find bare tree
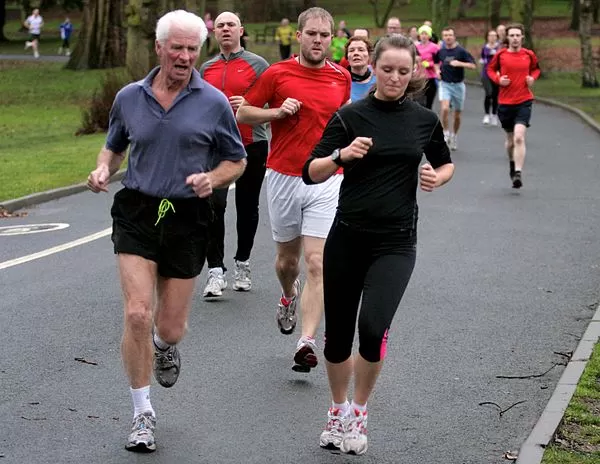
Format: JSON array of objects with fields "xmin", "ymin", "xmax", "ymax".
[
  {"xmin": 0, "ymin": 0, "xmax": 9, "ymax": 42},
  {"xmin": 571, "ymin": 0, "xmax": 581, "ymax": 30},
  {"xmin": 490, "ymin": 0, "xmax": 503, "ymax": 27},
  {"xmin": 579, "ymin": 0, "xmax": 599, "ymax": 87},
  {"xmin": 65, "ymin": 0, "xmax": 126, "ymax": 70},
  {"xmin": 457, "ymin": 0, "xmax": 477, "ymax": 19},
  {"xmin": 369, "ymin": 0, "xmax": 398, "ymax": 29},
  {"xmin": 432, "ymin": 0, "xmax": 451, "ymax": 32}
]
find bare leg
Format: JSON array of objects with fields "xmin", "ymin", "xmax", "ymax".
[
  {"xmin": 512, "ymin": 124, "xmax": 527, "ymax": 171},
  {"xmin": 505, "ymin": 131, "xmax": 515, "ymax": 161},
  {"xmin": 301, "ymin": 236, "xmax": 326, "ymax": 338},
  {"xmin": 453, "ymin": 110, "xmax": 462, "ymax": 135},
  {"xmin": 118, "ymin": 254, "xmax": 157, "ymax": 389},
  {"xmin": 439, "ymin": 100, "xmax": 450, "ymax": 132},
  {"xmin": 326, "ymin": 358, "xmax": 353, "ymax": 404},
  {"xmin": 275, "ymin": 237, "xmax": 302, "ymax": 298},
  {"xmin": 353, "ymin": 354, "xmax": 383, "ymax": 406},
  {"xmin": 154, "ymin": 275, "xmax": 197, "ymax": 345}
]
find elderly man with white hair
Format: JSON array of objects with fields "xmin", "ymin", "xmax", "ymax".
[{"xmin": 87, "ymin": 9, "xmax": 247, "ymax": 452}]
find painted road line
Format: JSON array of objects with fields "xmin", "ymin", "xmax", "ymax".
[{"xmin": 0, "ymin": 227, "xmax": 112, "ymax": 271}]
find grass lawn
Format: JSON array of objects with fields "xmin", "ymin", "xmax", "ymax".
[
  {"xmin": 542, "ymin": 342, "xmax": 600, "ymax": 463},
  {"xmin": 0, "ymin": 60, "xmax": 109, "ymax": 202}
]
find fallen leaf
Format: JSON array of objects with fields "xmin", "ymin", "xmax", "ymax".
[
  {"xmin": 112, "ymin": 417, "xmax": 119, "ymax": 421},
  {"xmin": 68, "ymin": 408, "xmax": 77, "ymax": 412},
  {"xmin": 21, "ymin": 416, "xmax": 46, "ymax": 421},
  {"xmin": 74, "ymin": 357, "xmax": 98, "ymax": 366},
  {"xmin": 28, "ymin": 402, "xmax": 40, "ymax": 405},
  {"xmin": 504, "ymin": 450, "xmax": 518, "ymax": 460},
  {"xmin": 87, "ymin": 415, "xmax": 100, "ymax": 419}
]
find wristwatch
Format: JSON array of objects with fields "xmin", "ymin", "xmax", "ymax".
[{"xmin": 331, "ymin": 148, "xmax": 344, "ymax": 166}]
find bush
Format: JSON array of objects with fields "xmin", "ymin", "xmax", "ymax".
[{"xmin": 77, "ymin": 70, "xmax": 132, "ymax": 135}]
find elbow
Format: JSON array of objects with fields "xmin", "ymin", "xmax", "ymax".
[
  {"xmin": 302, "ymin": 159, "xmax": 318, "ymax": 185},
  {"xmin": 236, "ymin": 107, "xmax": 247, "ymax": 124}
]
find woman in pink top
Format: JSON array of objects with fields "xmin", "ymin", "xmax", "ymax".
[
  {"xmin": 415, "ymin": 25, "xmax": 440, "ymax": 109},
  {"xmin": 204, "ymin": 12, "xmax": 214, "ymax": 53}
]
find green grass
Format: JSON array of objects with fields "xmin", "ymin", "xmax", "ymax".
[
  {"xmin": 0, "ymin": 61, "xmax": 109, "ymax": 202},
  {"xmin": 542, "ymin": 343, "xmax": 600, "ymax": 463}
]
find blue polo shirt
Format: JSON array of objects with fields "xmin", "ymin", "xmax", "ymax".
[{"xmin": 106, "ymin": 67, "xmax": 246, "ymax": 199}]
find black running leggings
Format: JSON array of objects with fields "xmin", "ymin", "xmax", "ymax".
[
  {"xmin": 206, "ymin": 140, "xmax": 268, "ymax": 269},
  {"xmin": 424, "ymin": 78, "xmax": 438, "ymax": 110},
  {"xmin": 323, "ymin": 218, "xmax": 417, "ymax": 364},
  {"xmin": 481, "ymin": 75, "xmax": 499, "ymax": 115}
]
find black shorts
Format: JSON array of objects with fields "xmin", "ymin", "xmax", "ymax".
[
  {"xmin": 30, "ymin": 34, "xmax": 40, "ymax": 41},
  {"xmin": 498, "ymin": 100, "xmax": 533, "ymax": 132},
  {"xmin": 111, "ymin": 188, "xmax": 211, "ymax": 279}
]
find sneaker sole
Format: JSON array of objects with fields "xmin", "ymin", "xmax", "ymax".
[
  {"xmin": 293, "ymin": 345, "xmax": 318, "ymax": 372},
  {"xmin": 512, "ymin": 179, "xmax": 522, "ymax": 189},
  {"xmin": 320, "ymin": 441, "xmax": 341, "ymax": 450},
  {"xmin": 125, "ymin": 442, "xmax": 156, "ymax": 452},
  {"xmin": 232, "ymin": 284, "xmax": 251, "ymax": 291}
]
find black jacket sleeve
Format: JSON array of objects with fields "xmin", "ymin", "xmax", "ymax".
[
  {"xmin": 423, "ymin": 120, "xmax": 452, "ymax": 168},
  {"xmin": 302, "ymin": 112, "xmax": 352, "ymax": 185}
]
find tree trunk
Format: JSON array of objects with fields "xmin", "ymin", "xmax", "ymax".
[
  {"xmin": 432, "ymin": 0, "xmax": 451, "ymax": 32},
  {"xmin": 65, "ymin": 0, "xmax": 126, "ymax": 70},
  {"xmin": 520, "ymin": 0, "xmax": 534, "ymax": 50},
  {"xmin": 593, "ymin": 0, "xmax": 599, "ymax": 22},
  {"xmin": 125, "ymin": 0, "xmax": 161, "ymax": 79},
  {"xmin": 218, "ymin": 0, "xmax": 235, "ymax": 11},
  {"xmin": 369, "ymin": 0, "xmax": 397, "ymax": 29},
  {"xmin": 580, "ymin": 0, "xmax": 599, "ymax": 87},
  {"xmin": 457, "ymin": 0, "xmax": 470, "ymax": 18},
  {"xmin": 490, "ymin": 0, "xmax": 502, "ymax": 28},
  {"xmin": 571, "ymin": 0, "xmax": 581, "ymax": 30},
  {"xmin": 0, "ymin": 0, "xmax": 9, "ymax": 42}
]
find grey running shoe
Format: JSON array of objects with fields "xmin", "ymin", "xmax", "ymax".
[
  {"xmin": 292, "ymin": 336, "xmax": 318, "ymax": 372},
  {"xmin": 340, "ymin": 408, "xmax": 368, "ymax": 455},
  {"xmin": 320, "ymin": 407, "xmax": 346, "ymax": 449},
  {"xmin": 277, "ymin": 279, "xmax": 300, "ymax": 335},
  {"xmin": 450, "ymin": 134, "xmax": 458, "ymax": 151},
  {"xmin": 512, "ymin": 171, "xmax": 523, "ymax": 189},
  {"xmin": 153, "ymin": 344, "xmax": 181, "ymax": 388},
  {"xmin": 203, "ymin": 267, "xmax": 227, "ymax": 298},
  {"xmin": 125, "ymin": 412, "xmax": 156, "ymax": 452},
  {"xmin": 232, "ymin": 260, "xmax": 252, "ymax": 291}
]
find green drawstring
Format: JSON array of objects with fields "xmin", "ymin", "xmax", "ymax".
[{"xmin": 155, "ymin": 199, "xmax": 175, "ymax": 226}]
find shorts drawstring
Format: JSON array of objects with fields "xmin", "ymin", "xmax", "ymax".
[{"xmin": 155, "ymin": 199, "xmax": 175, "ymax": 226}]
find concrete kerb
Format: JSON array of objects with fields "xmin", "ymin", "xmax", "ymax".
[
  {"xmin": 515, "ymin": 305, "xmax": 600, "ymax": 464},
  {"xmin": 465, "ymin": 80, "xmax": 600, "ymax": 136},
  {"xmin": 0, "ymin": 169, "xmax": 126, "ymax": 213}
]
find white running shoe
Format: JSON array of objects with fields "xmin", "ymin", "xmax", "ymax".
[
  {"xmin": 443, "ymin": 131, "xmax": 450, "ymax": 145},
  {"xmin": 490, "ymin": 114, "xmax": 499, "ymax": 126},
  {"xmin": 125, "ymin": 412, "xmax": 156, "ymax": 452},
  {"xmin": 450, "ymin": 134, "xmax": 458, "ymax": 151},
  {"xmin": 25, "ymin": 41, "xmax": 32, "ymax": 49},
  {"xmin": 33, "ymin": 51, "xmax": 39, "ymax": 59},
  {"xmin": 482, "ymin": 114, "xmax": 490, "ymax": 125},
  {"xmin": 292, "ymin": 336, "xmax": 318, "ymax": 372},
  {"xmin": 203, "ymin": 267, "xmax": 227, "ymax": 298},
  {"xmin": 232, "ymin": 260, "xmax": 251, "ymax": 291},
  {"xmin": 340, "ymin": 408, "xmax": 368, "ymax": 455},
  {"xmin": 320, "ymin": 407, "xmax": 346, "ymax": 449},
  {"xmin": 276, "ymin": 279, "xmax": 300, "ymax": 334}
]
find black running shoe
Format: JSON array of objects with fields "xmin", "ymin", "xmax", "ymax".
[
  {"xmin": 512, "ymin": 171, "xmax": 522, "ymax": 189},
  {"xmin": 509, "ymin": 161, "xmax": 515, "ymax": 180}
]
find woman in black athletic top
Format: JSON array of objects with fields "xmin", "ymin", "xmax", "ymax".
[{"xmin": 303, "ymin": 35, "xmax": 454, "ymax": 456}]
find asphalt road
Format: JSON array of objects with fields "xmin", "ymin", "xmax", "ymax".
[{"xmin": 2, "ymin": 88, "xmax": 600, "ymax": 464}]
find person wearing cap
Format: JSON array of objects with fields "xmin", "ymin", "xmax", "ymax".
[{"xmin": 416, "ymin": 24, "xmax": 440, "ymax": 109}]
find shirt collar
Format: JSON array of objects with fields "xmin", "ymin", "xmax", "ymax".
[
  {"xmin": 139, "ymin": 66, "xmax": 205, "ymax": 92},
  {"xmin": 220, "ymin": 48, "xmax": 245, "ymax": 61}
]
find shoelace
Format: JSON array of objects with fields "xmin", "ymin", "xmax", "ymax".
[
  {"xmin": 134, "ymin": 414, "xmax": 155, "ymax": 431},
  {"xmin": 155, "ymin": 348, "xmax": 174, "ymax": 363},
  {"xmin": 155, "ymin": 199, "xmax": 175, "ymax": 226}
]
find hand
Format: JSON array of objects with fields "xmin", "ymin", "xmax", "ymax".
[
  {"xmin": 449, "ymin": 60, "xmax": 462, "ymax": 67},
  {"xmin": 186, "ymin": 173, "xmax": 213, "ymax": 198},
  {"xmin": 421, "ymin": 59, "xmax": 430, "ymax": 68},
  {"xmin": 420, "ymin": 163, "xmax": 438, "ymax": 192},
  {"xmin": 229, "ymin": 95, "xmax": 245, "ymax": 111},
  {"xmin": 276, "ymin": 97, "xmax": 302, "ymax": 119},
  {"xmin": 499, "ymin": 75, "xmax": 511, "ymax": 87},
  {"xmin": 340, "ymin": 137, "xmax": 373, "ymax": 162},
  {"xmin": 525, "ymin": 75, "xmax": 535, "ymax": 88},
  {"xmin": 87, "ymin": 165, "xmax": 110, "ymax": 193}
]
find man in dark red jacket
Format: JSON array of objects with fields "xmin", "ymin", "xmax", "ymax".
[
  {"xmin": 200, "ymin": 11, "xmax": 270, "ymax": 296},
  {"xmin": 487, "ymin": 23, "xmax": 540, "ymax": 189}
]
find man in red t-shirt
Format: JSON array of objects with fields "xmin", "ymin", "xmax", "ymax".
[
  {"xmin": 487, "ymin": 23, "xmax": 540, "ymax": 189},
  {"xmin": 237, "ymin": 7, "xmax": 351, "ymax": 373}
]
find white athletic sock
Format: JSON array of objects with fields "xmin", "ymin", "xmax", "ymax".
[
  {"xmin": 130, "ymin": 386, "xmax": 155, "ymax": 418},
  {"xmin": 333, "ymin": 400, "xmax": 350, "ymax": 414},
  {"xmin": 351, "ymin": 400, "xmax": 367, "ymax": 413},
  {"xmin": 297, "ymin": 335, "xmax": 315, "ymax": 349},
  {"xmin": 153, "ymin": 329, "xmax": 171, "ymax": 351}
]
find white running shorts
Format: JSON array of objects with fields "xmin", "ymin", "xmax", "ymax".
[{"xmin": 266, "ymin": 169, "xmax": 342, "ymax": 243}]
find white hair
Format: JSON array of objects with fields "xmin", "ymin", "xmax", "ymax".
[{"xmin": 156, "ymin": 10, "xmax": 208, "ymax": 46}]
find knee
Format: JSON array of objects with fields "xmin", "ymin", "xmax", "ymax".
[
  {"xmin": 514, "ymin": 133, "xmax": 525, "ymax": 146},
  {"xmin": 305, "ymin": 251, "xmax": 324, "ymax": 279},
  {"xmin": 505, "ymin": 138, "xmax": 514, "ymax": 149},
  {"xmin": 276, "ymin": 252, "xmax": 299, "ymax": 272},
  {"xmin": 125, "ymin": 301, "xmax": 153, "ymax": 335},
  {"xmin": 324, "ymin": 332, "xmax": 353, "ymax": 363},
  {"xmin": 358, "ymin": 325, "xmax": 389, "ymax": 363},
  {"xmin": 157, "ymin": 322, "xmax": 186, "ymax": 345}
]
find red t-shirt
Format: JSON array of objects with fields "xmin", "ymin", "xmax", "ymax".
[
  {"xmin": 244, "ymin": 57, "xmax": 351, "ymax": 176},
  {"xmin": 487, "ymin": 48, "xmax": 541, "ymax": 105}
]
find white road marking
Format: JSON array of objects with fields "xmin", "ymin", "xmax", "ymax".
[
  {"xmin": 0, "ymin": 223, "xmax": 70, "ymax": 236},
  {"xmin": 0, "ymin": 177, "xmax": 251, "ymax": 271},
  {"xmin": 0, "ymin": 227, "xmax": 112, "ymax": 271}
]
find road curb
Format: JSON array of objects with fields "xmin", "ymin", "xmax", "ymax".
[
  {"xmin": 0, "ymin": 170, "xmax": 126, "ymax": 213},
  {"xmin": 515, "ymin": 304, "xmax": 600, "ymax": 464},
  {"xmin": 465, "ymin": 80, "xmax": 600, "ymax": 136}
]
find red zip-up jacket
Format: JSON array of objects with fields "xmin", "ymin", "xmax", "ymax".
[
  {"xmin": 487, "ymin": 47, "xmax": 541, "ymax": 105},
  {"xmin": 200, "ymin": 49, "xmax": 269, "ymax": 146}
]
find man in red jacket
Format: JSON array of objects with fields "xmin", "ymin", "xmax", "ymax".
[
  {"xmin": 487, "ymin": 23, "xmax": 540, "ymax": 189},
  {"xmin": 200, "ymin": 11, "xmax": 270, "ymax": 296}
]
